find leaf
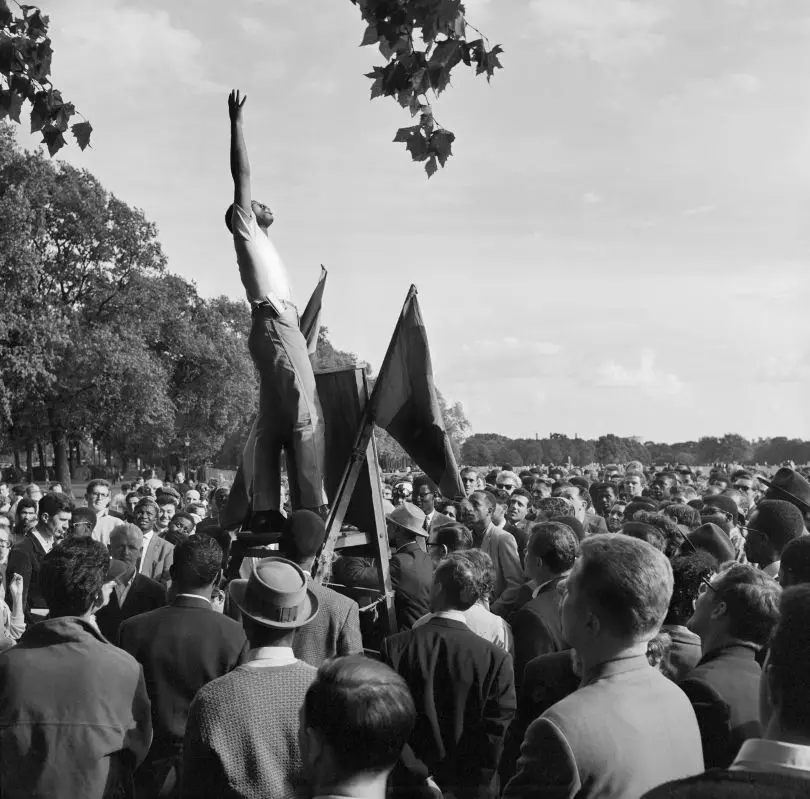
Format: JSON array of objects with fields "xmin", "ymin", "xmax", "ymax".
[
  {"xmin": 41, "ymin": 126, "xmax": 66, "ymax": 156},
  {"xmin": 425, "ymin": 155, "xmax": 438, "ymax": 178},
  {"xmin": 393, "ymin": 125, "xmax": 418, "ymax": 143},
  {"xmin": 405, "ymin": 130, "xmax": 429, "ymax": 162},
  {"xmin": 72, "ymin": 120, "xmax": 92, "ymax": 150},
  {"xmin": 429, "ymin": 129, "xmax": 455, "ymax": 166},
  {"xmin": 360, "ymin": 23, "xmax": 378, "ymax": 47},
  {"xmin": 7, "ymin": 90, "xmax": 24, "ymax": 122}
]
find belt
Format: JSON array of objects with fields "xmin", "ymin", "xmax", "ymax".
[{"xmin": 251, "ymin": 300, "xmax": 296, "ymax": 318}]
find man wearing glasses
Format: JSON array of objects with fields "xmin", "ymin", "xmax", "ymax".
[
  {"xmin": 86, "ymin": 480, "xmax": 119, "ymax": 547},
  {"xmin": 412, "ymin": 477, "xmax": 453, "ymax": 542},
  {"xmin": 496, "ymin": 471, "xmax": 521, "ymax": 495}
]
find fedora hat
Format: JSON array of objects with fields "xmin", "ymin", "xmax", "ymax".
[
  {"xmin": 758, "ymin": 468, "xmax": 810, "ymax": 511},
  {"xmin": 387, "ymin": 502, "xmax": 428, "ymax": 538},
  {"xmin": 229, "ymin": 556, "xmax": 319, "ymax": 629},
  {"xmin": 687, "ymin": 522, "xmax": 736, "ymax": 564}
]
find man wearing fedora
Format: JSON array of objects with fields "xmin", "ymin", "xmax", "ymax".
[
  {"xmin": 759, "ymin": 467, "xmax": 810, "ymax": 532},
  {"xmin": 182, "ymin": 557, "xmax": 319, "ymax": 799}
]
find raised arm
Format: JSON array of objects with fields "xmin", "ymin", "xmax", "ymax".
[{"xmin": 228, "ymin": 89, "xmax": 251, "ymax": 212}]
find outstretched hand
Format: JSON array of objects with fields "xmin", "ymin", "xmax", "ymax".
[{"xmin": 228, "ymin": 89, "xmax": 247, "ymax": 122}]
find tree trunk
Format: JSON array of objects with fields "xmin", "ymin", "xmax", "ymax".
[
  {"xmin": 36, "ymin": 441, "xmax": 46, "ymax": 469},
  {"xmin": 51, "ymin": 429, "xmax": 72, "ymax": 493},
  {"xmin": 74, "ymin": 441, "xmax": 82, "ymax": 467},
  {"xmin": 13, "ymin": 449, "xmax": 20, "ymax": 471},
  {"xmin": 25, "ymin": 444, "xmax": 33, "ymax": 482}
]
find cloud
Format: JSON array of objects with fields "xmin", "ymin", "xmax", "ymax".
[
  {"xmin": 51, "ymin": 0, "xmax": 226, "ymax": 94},
  {"xmin": 681, "ymin": 204, "xmax": 716, "ymax": 216},
  {"xmin": 596, "ymin": 348, "xmax": 684, "ymax": 396},
  {"xmin": 582, "ymin": 191, "xmax": 603, "ymax": 204},
  {"xmin": 730, "ymin": 73, "xmax": 761, "ymax": 94},
  {"xmin": 528, "ymin": 0, "xmax": 671, "ymax": 63}
]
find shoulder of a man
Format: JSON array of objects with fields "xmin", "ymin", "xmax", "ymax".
[{"xmin": 231, "ymin": 202, "xmax": 258, "ymax": 242}]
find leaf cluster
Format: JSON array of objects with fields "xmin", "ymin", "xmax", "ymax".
[
  {"xmin": 354, "ymin": 0, "xmax": 503, "ymax": 176},
  {"xmin": 0, "ymin": 1, "xmax": 91, "ymax": 155}
]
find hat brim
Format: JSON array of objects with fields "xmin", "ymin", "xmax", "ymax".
[
  {"xmin": 386, "ymin": 516, "xmax": 429, "ymax": 538},
  {"xmin": 758, "ymin": 476, "xmax": 810, "ymax": 511},
  {"xmin": 229, "ymin": 578, "xmax": 319, "ymax": 630}
]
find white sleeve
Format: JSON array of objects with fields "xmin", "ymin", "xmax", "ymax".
[{"xmin": 231, "ymin": 203, "xmax": 258, "ymax": 242}]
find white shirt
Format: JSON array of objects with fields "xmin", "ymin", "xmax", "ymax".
[
  {"xmin": 762, "ymin": 561, "xmax": 780, "ymax": 579},
  {"xmin": 93, "ymin": 514, "xmax": 120, "ymax": 547},
  {"xmin": 138, "ymin": 531, "xmax": 154, "ymax": 574},
  {"xmin": 232, "ymin": 204, "xmax": 294, "ymax": 310},
  {"xmin": 244, "ymin": 645, "xmax": 297, "ymax": 668},
  {"xmin": 414, "ymin": 607, "xmax": 514, "ymax": 654},
  {"xmin": 732, "ymin": 738, "xmax": 810, "ymax": 777}
]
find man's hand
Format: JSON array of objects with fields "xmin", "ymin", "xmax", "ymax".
[
  {"xmin": 228, "ymin": 89, "xmax": 247, "ymax": 123},
  {"xmin": 8, "ymin": 573, "xmax": 23, "ymax": 603}
]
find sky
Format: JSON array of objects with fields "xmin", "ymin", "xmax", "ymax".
[{"xmin": 14, "ymin": 0, "xmax": 810, "ymax": 443}]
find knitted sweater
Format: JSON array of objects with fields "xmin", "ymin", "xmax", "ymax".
[{"xmin": 182, "ymin": 661, "xmax": 317, "ymax": 799}]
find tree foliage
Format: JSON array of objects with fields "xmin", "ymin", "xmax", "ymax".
[
  {"xmin": 0, "ymin": 1, "xmax": 90, "ymax": 155},
  {"xmin": 353, "ymin": 0, "xmax": 503, "ymax": 176}
]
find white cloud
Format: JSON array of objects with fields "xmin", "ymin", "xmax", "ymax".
[
  {"xmin": 528, "ymin": 0, "xmax": 671, "ymax": 63},
  {"xmin": 730, "ymin": 73, "xmax": 761, "ymax": 93},
  {"xmin": 582, "ymin": 191, "xmax": 603, "ymax": 204},
  {"xmin": 596, "ymin": 348, "xmax": 684, "ymax": 396}
]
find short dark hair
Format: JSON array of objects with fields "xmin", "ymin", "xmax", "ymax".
[
  {"xmin": 470, "ymin": 491, "xmax": 494, "ymax": 512},
  {"xmin": 667, "ymin": 551, "xmax": 718, "ymax": 625},
  {"xmin": 304, "ymin": 655, "xmax": 416, "ymax": 777},
  {"xmin": 635, "ymin": 512, "xmax": 683, "ymax": 559},
  {"xmin": 38, "ymin": 493, "xmax": 72, "ymax": 521},
  {"xmin": 458, "ymin": 549, "xmax": 496, "ymax": 602},
  {"xmin": 662, "ymin": 503, "xmax": 701, "ymax": 531},
  {"xmin": 15, "ymin": 497, "xmax": 37, "ymax": 518},
  {"xmin": 491, "ymin": 489, "xmax": 510, "ymax": 507},
  {"xmin": 86, "ymin": 479, "xmax": 111, "ymax": 496},
  {"xmin": 41, "ymin": 538, "xmax": 110, "ymax": 617},
  {"xmin": 621, "ymin": 521, "xmax": 667, "ymax": 553},
  {"xmin": 577, "ymin": 534, "xmax": 674, "ymax": 640},
  {"xmin": 173, "ymin": 535, "xmax": 223, "ymax": 589},
  {"xmin": 434, "ymin": 552, "xmax": 478, "ymax": 611},
  {"xmin": 755, "ymin": 500, "xmax": 805, "ymax": 554},
  {"xmin": 711, "ymin": 563, "xmax": 780, "ymax": 647},
  {"xmin": 225, "ymin": 203, "xmax": 235, "ymax": 233},
  {"xmin": 156, "ymin": 495, "xmax": 177, "ymax": 508},
  {"xmin": 535, "ymin": 496, "xmax": 574, "ymax": 520},
  {"xmin": 279, "ymin": 510, "xmax": 327, "ymax": 563},
  {"xmin": 433, "ymin": 523, "xmax": 472, "ymax": 553},
  {"xmin": 70, "ymin": 506, "xmax": 98, "ymax": 530},
  {"xmin": 780, "ymin": 537, "xmax": 810, "ymax": 586},
  {"xmin": 769, "ymin": 586, "xmax": 810, "ymax": 736},
  {"xmin": 509, "ymin": 487, "xmax": 531, "ymax": 503},
  {"xmin": 588, "ymin": 482, "xmax": 615, "ymax": 501},
  {"xmin": 549, "ymin": 515, "xmax": 585, "ymax": 542},
  {"xmin": 460, "ymin": 467, "xmax": 478, "ymax": 478},
  {"xmin": 527, "ymin": 522, "xmax": 578, "ymax": 574}
]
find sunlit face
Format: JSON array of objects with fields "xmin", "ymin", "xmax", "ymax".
[
  {"xmin": 110, "ymin": 530, "xmax": 143, "ymax": 567},
  {"xmin": 135, "ymin": 504, "xmax": 158, "ymax": 533},
  {"xmin": 382, "ymin": 485, "xmax": 393, "ymax": 501},
  {"xmin": 462, "ymin": 494, "xmax": 491, "ymax": 529},
  {"xmin": 46, "ymin": 511, "xmax": 72, "ymax": 539},
  {"xmin": 561, "ymin": 488, "xmax": 584, "ymax": 520},
  {"xmin": 623, "ymin": 476, "xmax": 643, "ymax": 498},
  {"xmin": 496, "ymin": 477, "xmax": 519, "ymax": 495},
  {"xmin": 443, "ymin": 504, "xmax": 458, "ymax": 521},
  {"xmin": 19, "ymin": 506, "xmax": 37, "ymax": 531},
  {"xmin": 607, "ymin": 503, "xmax": 626, "ymax": 532},
  {"xmin": 252, "ymin": 200, "xmax": 274, "ymax": 229},
  {"xmin": 26, "ymin": 485, "xmax": 42, "ymax": 502},
  {"xmin": 506, "ymin": 495, "xmax": 530, "ymax": 524},
  {"xmin": 0, "ymin": 525, "xmax": 11, "ymax": 565},
  {"xmin": 461, "ymin": 472, "xmax": 478, "ymax": 496},
  {"xmin": 0, "ymin": 484, "xmax": 9, "ymax": 501},
  {"xmin": 86, "ymin": 486, "xmax": 110, "ymax": 514},
  {"xmin": 158, "ymin": 503, "xmax": 176, "ymax": 528}
]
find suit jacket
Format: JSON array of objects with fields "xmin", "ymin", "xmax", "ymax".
[
  {"xmin": 491, "ymin": 581, "xmax": 535, "ymax": 621},
  {"xmin": 95, "ymin": 573, "xmax": 166, "ymax": 643},
  {"xmin": 293, "ymin": 580, "xmax": 363, "ymax": 667},
  {"xmin": 140, "ymin": 533, "xmax": 174, "ymax": 586},
  {"xmin": 390, "ymin": 541, "xmax": 433, "ymax": 631},
  {"xmin": 119, "ymin": 595, "xmax": 248, "ymax": 759},
  {"xmin": 478, "ymin": 523, "xmax": 523, "ymax": 602},
  {"xmin": 504, "ymin": 521, "xmax": 530, "ymax": 564},
  {"xmin": 585, "ymin": 512, "xmax": 608, "ymax": 535},
  {"xmin": 6, "ymin": 533, "xmax": 47, "ymax": 617},
  {"xmin": 382, "ymin": 615, "xmax": 516, "ymax": 799},
  {"xmin": 510, "ymin": 576, "xmax": 568, "ymax": 691},
  {"xmin": 499, "ymin": 649, "xmax": 579, "ymax": 788},
  {"xmin": 642, "ymin": 768, "xmax": 810, "ymax": 799},
  {"xmin": 679, "ymin": 644, "xmax": 762, "ymax": 769},
  {"xmin": 504, "ymin": 654, "xmax": 704, "ymax": 799}
]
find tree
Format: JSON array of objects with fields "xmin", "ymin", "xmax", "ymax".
[
  {"xmin": 0, "ymin": 2, "xmax": 91, "ymax": 155},
  {"xmin": 353, "ymin": 0, "xmax": 503, "ymax": 176}
]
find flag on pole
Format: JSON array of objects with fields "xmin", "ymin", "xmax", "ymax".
[
  {"xmin": 368, "ymin": 286, "xmax": 465, "ymax": 499},
  {"xmin": 300, "ymin": 265, "xmax": 327, "ymax": 356}
]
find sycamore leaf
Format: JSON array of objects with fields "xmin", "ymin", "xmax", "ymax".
[
  {"xmin": 393, "ymin": 125, "xmax": 419, "ymax": 143},
  {"xmin": 360, "ymin": 23, "xmax": 378, "ymax": 47},
  {"xmin": 41, "ymin": 126, "xmax": 66, "ymax": 156},
  {"xmin": 425, "ymin": 155, "xmax": 438, "ymax": 178},
  {"xmin": 429, "ymin": 129, "xmax": 455, "ymax": 166},
  {"xmin": 7, "ymin": 90, "xmax": 24, "ymax": 123},
  {"xmin": 405, "ymin": 130, "xmax": 429, "ymax": 162},
  {"xmin": 72, "ymin": 120, "xmax": 92, "ymax": 150}
]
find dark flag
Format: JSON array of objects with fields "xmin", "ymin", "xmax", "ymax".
[
  {"xmin": 368, "ymin": 286, "xmax": 465, "ymax": 499},
  {"xmin": 299, "ymin": 265, "xmax": 327, "ymax": 355}
]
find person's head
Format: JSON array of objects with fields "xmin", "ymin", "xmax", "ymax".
[
  {"xmin": 125, "ymin": 492, "xmax": 140, "ymax": 515},
  {"xmin": 279, "ymin": 510, "xmax": 327, "ymax": 570},
  {"xmin": 589, "ymin": 483, "xmax": 616, "ymax": 517},
  {"xmin": 85, "ymin": 479, "xmax": 111, "ymax": 515},
  {"xmin": 662, "ymin": 502, "xmax": 701, "ymax": 532},
  {"xmin": 301, "ymin": 655, "xmax": 416, "ymax": 793},
  {"xmin": 460, "ymin": 468, "xmax": 478, "ymax": 497},
  {"xmin": 634, "ymin": 512, "xmax": 683, "ymax": 559},
  {"xmin": 700, "ymin": 494, "xmax": 740, "ymax": 535},
  {"xmin": 649, "ymin": 474, "xmax": 675, "ymax": 501},
  {"xmin": 386, "ymin": 503, "xmax": 427, "ymax": 549},
  {"xmin": 495, "ymin": 470, "xmax": 521, "ymax": 495},
  {"xmin": 212, "ymin": 487, "xmax": 230, "ymax": 517},
  {"xmin": 534, "ymin": 496, "xmax": 576, "ymax": 522},
  {"xmin": 40, "ymin": 538, "xmax": 112, "ymax": 618},
  {"xmin": 174, "ymin": 470, "xmax": 186, "ymax": 485},
  {"xmin": 183, "ymin": 489, "xmax": 201, "ymax": 508},
  {"xmin": 621, "ymin": 521, "xmax": 667, "ymax": 553},
  {"xmin": 490, "ymin": 490, "xmax": 509, "ymax": 526},
  {"xmin": 744, "ymin": 499, "xmax": 805, "ymax": 569},
  {"xmin": 170, "ymin": 535, "xmax": 223, "ymax": 595},
  {"xmin": 549, "ymin": 516, "xmax": 586, "ymax": 543},
  {"xmin": 666, "ymin": 551, "xmax": 718, "ymax": 626},
  {"xmin": 528, "ymin": 477, "xmax": 552, "ymax": 506},
  {"xmin": 779, "ymin": 537, "xmax": 810, "ymax": 588},
  {"xmin": 412, "ymin": 477, "xmax": 437, "ymax": 516},
  {"xmin": 561, "ymin": 534, "xmax": 673, "ymax": 662},
  {"xmin": 624, "ymin": 497, "xmax": 659, "ymax": 520},
  {"xmin": 0, "ymin": 484, "xmax": 8, "ymax": 501},
  {"xmin": 68, "ymin": 506, "xmax": 97, "ymax": 539},
  {"xmin": 156, "ymin": 496, "xmax": 177, "ymax": 528},
  {"xmin": 225, "ymin": 200, "xmax": 274, "ymax": 233},
  {"xmin": 622, "ymin": 473, "xmax": 645, "ymax": 500},
  {"xmin": 558, "ymin": 485, "xmax": 586, "ymax": 522},
  {"xmin": 524, "ymin": 522, "xmax": 578, "ymax": 585},
  {"xmin": 436, "ymin": 499, "xmax": 460, "ymax": 521},
  {"xmin": 392, "ymin": 481, "xmax": 413, "ymax": 506},
  {"xmin": 0, "ymin": 516, "xmax": 11, "ymax": 565},
  {"xmin": 461, "ymin": 491, "xmax": 494, "ymax": 533},
  {"xmin": 25, "ymin": 483, "xmax": 42, "ymax": 503},
  {"xmin": 606, "ymin": 502, "xmax": 627, "ymax": 533},
  {"xmin": 506, "ymin": 488, "xmax": 531, "ymax": 525},
  {"xmin": 134, "ymin": 498, "xmax": 159, "ymax": 533},
  {"xmin": 109, "ymin": 523, "xmax": 144, "ymax": 569},
  {"xmin": 708, "ymin": 473, "xmax": 730, "ymax": 494},
  {"xmin": 761, "ymin": 586, "xmax": 810, "ymax": 740},
  {"xmin": 430, "ymin": 552, "xmax": 478, "ymax": 612},
  {"xmin": 49, "ymin": 482, "xmax": 63, "ymax": 494},
  {"xmin": 457, "ymin": 549, "xmax": 497, "ymax": 604},
  {"xmin": 165, "ymin": 511, "xmax": 195, "ymax": 545},
  {"xmin": 15, "ymin": 498, "xmax": 38, "ymax": 533},
  {"xmin": 688, "ymin": 562, "xmax": 781, "ymax": 655},
  {"xmin": 37, "ymin": 493, "xmax": 73, "ymax": 540},
  {"xmin": 428, "ymin": 522, "xmax": 472, "ymax": 567}
]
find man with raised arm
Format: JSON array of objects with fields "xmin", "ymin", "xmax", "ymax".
[{"xmin": 226, "ymin": 89, "xmax": 328, "ymax": 534}]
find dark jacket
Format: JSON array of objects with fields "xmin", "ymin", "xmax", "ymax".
[
  {"xmin": 95, "ymin": 573, "xmax": 167, "ymax": 643},
  {"xmin": 0, "ymin": 616, "xmax": 152, "ymax": 798},
  {"xmin": 585, "ymin": 512, "xmax": 609, "ymax": 535},
  {"xmin": 491, "ymin": 581, "xmax": 534, "ymax": 622},
  {"xmin": 389, "ymin": 541, "xmax": 433, "ymax": 631},
  {"xmin": 642, "ymin": 768, "xmax": 810, "ymax": 798},
  {"xmin": 679, "ymin": 644, "xmax": 763, "ymax": 769},
  {"xmin": 504, "ymin": 654, "xmax": 704, "ymax": 799},
  {"xmin": 6, "ymin": 533, "xmax": 47, "ymax": 617},
  {"xmin": 293, "ymin": 580, "xmax": 363, "ymax": 667},
  {"xmin": 382, "ymin": 615, "xmax": 516, "ymax": 799},
  {"xmin": 510, "ymin": 576, "xmax": 568, "ymax": 690}
]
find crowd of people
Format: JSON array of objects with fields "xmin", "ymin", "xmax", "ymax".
[{"xmin": 1, "ymin": 459, "xmax": 810, "ymax": 798}]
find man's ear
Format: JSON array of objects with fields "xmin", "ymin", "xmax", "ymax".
[
  {"xmin": 710, "ymin": 600, "xmax": 727, "ymax": 622},
  {"xmin": 39, "ymin": 513, "xmax": 49, "ymax": 526}
]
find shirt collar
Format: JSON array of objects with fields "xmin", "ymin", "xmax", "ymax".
[
  {"xmin": 431, "ymin": 610, "xmax": 467, "ymax": 624},
  {"xmin": 532, "ymin": 573, "xmax": 568, "ymax": 599},
  {"xmin": 245, "ymin": 645, "xmax": 297, "ymax": 668},
  {"xmin": 732, "ymin": 738, "xmax": 810, "ymax": 776},
  {"xmin": 762, "ymin": 561, "xmax": 780, "ymax": 578},
  {"xmin": 31, "ymin": 529, "xmax": 54, "ymax": 553},
  {"xmin": 176, "ymin": 593, "xmax": 211, "ymax": 605}
]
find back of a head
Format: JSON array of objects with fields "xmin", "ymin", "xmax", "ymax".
[
  {"xmin": 38, "ymin": 492, "xmax": 72, "ymax": 520},
  {"xmin": 536, "ymin": 496, "xmax": 575, "ymax": 521},
  {"xmin": 780, "ymin": 537, "xmax": 810, "ymax": 587},
  {"xmin": 624, "ymin": 497, "xmax": 658, "ymax": 519},
  {"xmin": 621, "ymin": 521, "xmax": 667, "ymax": 553},
  {"xmin": 433, "ymin": 522, "xmax": 473, "ymax": 553},
  {"xmin": 70, "ymin": 506, "xmax": 98, "ymax": 531},
  {"xmin": 712, "ymin": 563, "xmax": 781, "ymax": 648},
  {"xmin": 755, "ymin": 499, "xmax": 805, "ymax": 554},
  {"xmin": 41, "ymin": 538, "xmax": 110, "ymax": 617},
  {"xmin": 173, "ymin": 535, "xmax": 223, "ymax": 589},
  {"xmin": 279, "ymin": 510, "xmax": 327, "ymax": 564},
  {"xmin": 579, "ymin": 534, "xmax": 674, "ymax": 642},
  {"xmin": 667, "ymin": 551, "xmax": 718, "ymax": 625},
  {"xmin": 768, "ymin": 586, "xmax": 810, "ymax": 738},
  {"xmin": 548, "ymin": 515, "xmax": 585, "ymax": 542},
  {"xmin": 634, "ymin": 512, "xmax": 683, "ymax": 559},
  {"xmin": 457, "ymin": 548, "xmax": 495, "ymax": 602},
  {"xmin": 435, "ymin": 551, "xmax": 479, "ymax": 611},
  {"xmin": 528, "ymin": 522, "xmax": 578, "ymax": 574},
  {"xmin": 304, "ymin": 654, "xmax": 416, "ymax": 777},
  {"xmin": 662, "ymin": 503, "xmax": 701, "ymax": 531}
]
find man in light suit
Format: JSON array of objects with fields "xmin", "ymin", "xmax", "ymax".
[
  {"xmin": 505, "ymin": 534, "xmax": 703, "ymax": 799},
  {"xmin": 413, "ymin": 476, "xmax": 454, "ymax": 543},
  {"xmin": 133, "ymin": 499, "xmax": 174, "ymax": 586},
  {"xmin": 462, "ymin": 491, "xmax": 523, "ymax": 602}
]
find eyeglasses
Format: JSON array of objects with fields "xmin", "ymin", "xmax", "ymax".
[
  {"xmin": 89, "ymin": 492, "xmax": 109, "ymax": 499},
  {"xmin": 70, "ymin": 520, "xmax": 92, "ymax": 529},
  {"xmin": 697, "ymin": 576, "xmax": 716, "ymax": 597},
  {"xmin": 739, "ymin": 525, "xmax": 764, "ymax": 538},
  {"xmin": 496, "ymin": 483, "xmax": 516, "ymax": 491}
]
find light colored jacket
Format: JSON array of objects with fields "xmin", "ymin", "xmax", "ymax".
[{"xmin": 480, "ymin": 523, "xmax": 524, "ymax": 601}]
